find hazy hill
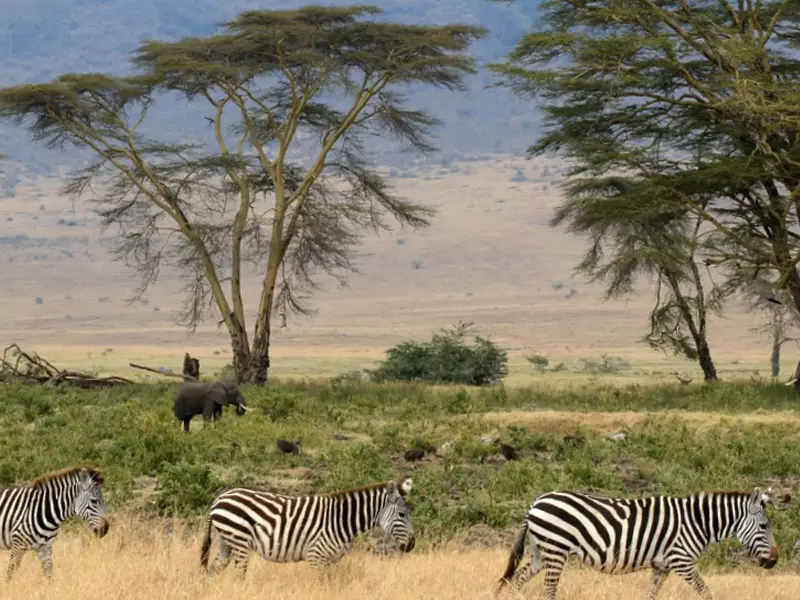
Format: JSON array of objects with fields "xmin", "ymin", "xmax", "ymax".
[{"xmin": 0, "ymin": 0, "xmax": 540, "ymax": 183}]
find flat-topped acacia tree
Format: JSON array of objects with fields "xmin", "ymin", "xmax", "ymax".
[
  {"xmin": 0, "ymin": 6, "xmax": 487, "ymax": 384},
  {"xmin": 490, "ymin": 0, "xmax": 800, "ymax": 381}
]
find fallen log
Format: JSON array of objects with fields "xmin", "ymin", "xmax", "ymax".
[
  {"xmin": 0, "ymin": 343, "xmax": 134, "ymax": 388},
  {"xmin": 128, "ymin": 362, "xmax": 198, "ymax": 381}
]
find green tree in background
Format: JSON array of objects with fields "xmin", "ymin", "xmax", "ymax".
[
  {"xmin": 0, "ymin": 5, "xmax": 486, "ymax": 384},
  {"xmin": 491, "ymin": 0, "xmax": 800, "ymax": 379}
]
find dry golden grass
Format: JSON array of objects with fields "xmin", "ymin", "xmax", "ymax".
[{"xmin": 2, "ymin": 519, "xmax": 797, "ymax": 600}]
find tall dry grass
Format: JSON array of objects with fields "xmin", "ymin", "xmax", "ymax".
[{"xmin": 1, "ymin": 519, "xmax": 797, "ymax": 599}]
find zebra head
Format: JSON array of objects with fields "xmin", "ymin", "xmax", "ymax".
[
  {"xmin": 73, "ymin": 468, "xmax": 110, "ymax": 538},
  {"xmin": 377, "ymin": 478, "xmax": 415, "ymax": 553},
  {"xmin": 736, "ymin": 488, "xmax": 778, "ymax": 569}
]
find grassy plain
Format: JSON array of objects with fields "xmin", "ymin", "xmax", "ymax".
[{"xmin": 0, "ymin": 378, "xmax": 797, "ymax": 587}]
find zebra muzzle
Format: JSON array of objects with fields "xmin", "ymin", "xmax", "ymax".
[
  {"xmin": 94, "ymin": 520, "xmax": 110, "ymax": 538},
  {"xmin": 400, "ymin": 536, "xmax": 416, "ymax": 553},
  {"xmin": 759, "ymin": 545, "xmax": 779, "ymax": 569}
]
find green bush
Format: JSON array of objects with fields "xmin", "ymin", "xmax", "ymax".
[
  {"xmin": 368, "ymin": 321, "xmax": 508, "ymax": 385},
  {"xmin": 153, "ymin": 461, "xmax": 229, "ymax": 517}
]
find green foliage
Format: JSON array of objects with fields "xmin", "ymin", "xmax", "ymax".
[
  {"xmin": 153, "ymin": 461, "xmax": 228, "ymax": 517},
  {"xmin": 492, "ymin": 0, "xmax": 800, "ymax": 371},
  {"xmin": 368, "ymin": 321, "xmax": 508, "ymax": 385}
]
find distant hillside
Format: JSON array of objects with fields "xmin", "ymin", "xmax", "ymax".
[{"xmin": 0, "ymin": 0, "xmax": 541, "ymax": 187}]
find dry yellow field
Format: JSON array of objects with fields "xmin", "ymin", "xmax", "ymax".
[{"xmin": 2, "ymin": 520, "xmax": 796, "ymax": 600}]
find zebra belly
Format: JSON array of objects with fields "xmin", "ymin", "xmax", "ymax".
[{"xmin": 251, "ymin": 520, "xmax": 317, "ymax": 563}]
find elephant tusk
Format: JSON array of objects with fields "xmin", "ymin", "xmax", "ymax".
[
  {"xmin": 784, "ymin": 378, "xmax": 797, "ymax": 387},
  {"xmin": 240, "ymin": 405, "xmax": 249, "ymax": 411}
]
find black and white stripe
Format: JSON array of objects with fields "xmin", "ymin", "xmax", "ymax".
[
  {"xmin": 497, "ymin": 488, "xmax": 778, "ymax": 599},
  {"xmin": 0, "ymin": 466, "xmax": 110, "ymax": 581},
  {"xmin": 200, "ymin": 478, "xmax": 416, "ymax": 579}
]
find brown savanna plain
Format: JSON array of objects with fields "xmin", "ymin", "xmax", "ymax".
[
  {"xmin": 2, "ymin": 157, "xmax": 800, "ymax": 598},
  {"xmin": 0, "ymin": 156, "xmax": 782, "ymax": 383}
]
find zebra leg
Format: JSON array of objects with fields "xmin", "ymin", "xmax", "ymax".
[
  {"xmin": 206, "ymin": 536, "xmax": 232, "ymax": 579},
  {"xmin": 505, "ymin": 541, "xmax": 543, "ymax": 595},
  {"xmin": 646, "ymin": 567, "xmax": 670, "ymax": 600},
  {"xmin": 541, "ymin": 553, "xmax": 568, "ymax": 600},
  {"xmin": 5, "ymin": 547, "xmax": 25, "ymax": 583},
  {"xmin": 230, "ymin": 546, "xmax": 250, "ymax": 580},
  {"xmin": 36, "ymin": 544, "xmax": 54, "ymax": 579},
  {"xmin": 671, "ymin": 562, "xmax": 714, "ymax": 600}
]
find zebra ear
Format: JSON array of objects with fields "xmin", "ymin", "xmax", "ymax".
[
  {"xmin": 750, "ymin": 487, "xmax": 770, "ymax": 508},
  {"xmin": 399, "ymin": 478, "xmax": 413, "ymax": 497}
]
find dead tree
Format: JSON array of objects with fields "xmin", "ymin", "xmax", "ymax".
[{"xmin": 183, "ymin": 353, "xmax": 200, "ymax": 382}]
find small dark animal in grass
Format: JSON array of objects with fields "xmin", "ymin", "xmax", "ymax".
[
  {"xmin": 174, "ymin": 381, "xmax": 248, "ymax": 433},
  {"xmin": 404, "ymin": 449, "xmax": 426, "ymax": 462},
  {"xmin": 276, "ymin": 439, "xmax": 302, "ymax": 455},
  {"xmin": 492, "ymin": 439, "xmax": 521, "ymax": 461}
]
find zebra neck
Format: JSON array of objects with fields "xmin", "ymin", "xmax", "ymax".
[
  {"xmin": 687, "ymin": 493, "xmax": 746, "ymax": 545},
  {"xmin": 31, "ymin": 481, "xmax": 78, "ymax": 523},
  {"xmin": 330, "ymin": 487, "xmax": 389, "ymax": 540}
]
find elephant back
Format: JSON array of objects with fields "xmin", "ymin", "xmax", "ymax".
[{"xmin": 174, "ymin": 382, "xmax": 213, "ymax": 419}]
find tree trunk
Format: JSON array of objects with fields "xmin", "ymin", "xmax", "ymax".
[
  {"xmin": 229, "ymin": 319, "xmax": 253, "ymax": 384},
  {"xmin": 247, "ymin": 328, "xmax": 272, "ymax": 386},
  {"xmin": 697, "ymin": 341, "xmax": 718, "ymax": 382},
  {"xmin": 770, "ymin": 336, "xmax": 781, "ymax": 378}
]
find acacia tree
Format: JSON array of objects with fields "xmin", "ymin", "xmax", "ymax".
[
  {"xmin": 491, "ymin": 1, "xmax": 800, "ymax": 344},
  {"xmin": 0, "ymin": 6, "xmax": 486, "ymax": 384},
  {"xmin": 745, "ymin": 282, "xmax": 799, "ymax": 377},
  {"xmin": 553, "ymin": 179, "xmax": 721, "ymax": 379}
]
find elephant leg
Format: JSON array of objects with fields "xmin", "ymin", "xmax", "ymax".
[{"xmin": 183, "ymin": 418, "xmax": 192, "ymax": 433}]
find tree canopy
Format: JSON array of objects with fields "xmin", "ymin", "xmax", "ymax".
[
  {"xmin": 0, "ymin": 5, "xmax": 487, "ymax": 383},
  {"xmin": 492, "ymin": 0, "xmax": 800, "ymax": 373}
]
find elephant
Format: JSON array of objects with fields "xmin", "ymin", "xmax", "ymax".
[{"xmin": 174, "ymin": 381, "xmax": 248, "ymax": 433}]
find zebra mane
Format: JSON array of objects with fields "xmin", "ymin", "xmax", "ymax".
[
  {"xmin": 322, "ymin": 481, "xmax": 397, "ymax": 498},
  {"xmin": 27, "ymin": 466, "xmax": 105, "ymax": 490}
]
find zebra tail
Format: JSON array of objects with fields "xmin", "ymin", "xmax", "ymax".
[
  {"xmin": 200, "ymin": 515, "xmax": 213, "ymax": 570},
  {"xmin": 497, "ymin": 522, "xmax": 528, "ymax": 591}
]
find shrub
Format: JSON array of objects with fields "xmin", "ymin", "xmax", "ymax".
[
  {"xmin": 580, "ymin": 354, "xmax": 631, "ymax": 374},
  {"xmin": 153, "ymin": 461, "xmax": 227, "ymax": 517},
  {"xmin": 526, "ymin": 354, "xmax": 550, "ymax": 373},
  {"xmin": 368, "ymin": 321, "xmax": 508, "ymax": 386}
]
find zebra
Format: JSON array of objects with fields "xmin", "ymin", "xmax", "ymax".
[
  {"xmin": 496, "ymin": 487, "xmax": 778, "ymax": 600},
  {"xmin": 0, "ymin": 465, "xmax": 110, "ymax": 582},
  {"xmin": 200, "ymin": 477, "xmax": 415, "ymax": 579}
]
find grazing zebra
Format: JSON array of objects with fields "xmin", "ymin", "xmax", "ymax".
[
  {"xmin": 200, "ymin": 478, "xmax": 415, "ymax": 579},
  {"xmin": 0, "ymin": 466, "xmax": 110, "ymax": 581},
  {"xmin": 497, "ymin": 488, "xmax": 778, "ymax": 600}
]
